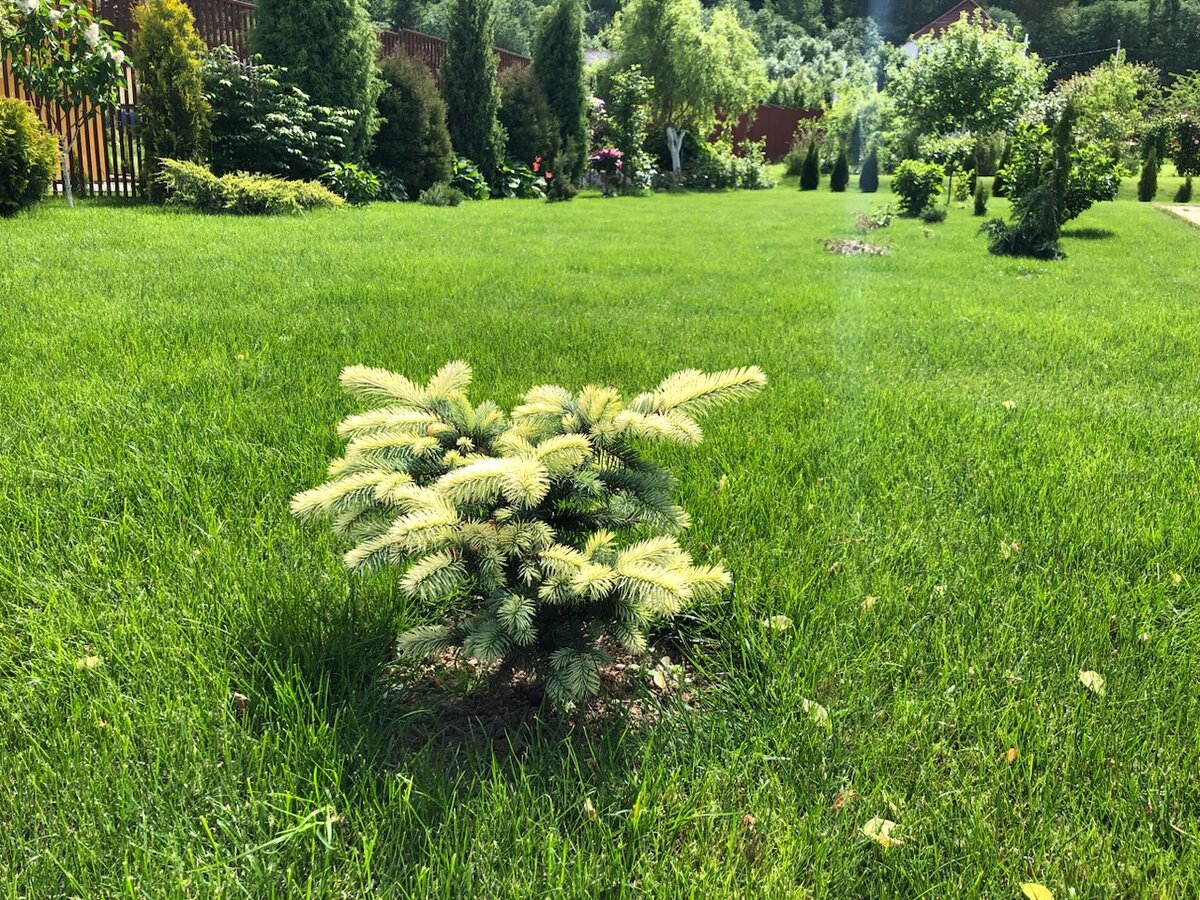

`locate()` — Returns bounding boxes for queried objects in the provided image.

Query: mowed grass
[2,176,1199,898]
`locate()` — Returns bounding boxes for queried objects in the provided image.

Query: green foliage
[1054,53,1162,163]
[973,182,989,216]
[782,139,807,177]
[131,0,210,200]
[442,0,506,183]
[320,162,380,205]
[498,65,560,168]
[543,157,578,201]
[0,97,58,217]
[155,158,344,214]
[1170,114,1200,176]
[370,54,453,199]
[891,159,944,216]
[1175,175,1194,202]
[992,141,1012,197]
[668,140,774,191]
[533,0,587,181]
[919,203,947,223]
[830,147,849,191]
[1137,145,1159,202]
[492,159,545,198]
[250,0,382,160]
[1166,70,1200,116]
[890,12,1045,138]
[418,181,466,205]
[985,104,1077,260]
[2,0,126,205]
[451,156,490,199]
[605,65,656,192]
[858,148,879,192]
[1001,112,1121,224]
[606,0,767,170]
[291,361,765,705]
[203,47,357,180]
[799,140,820,190]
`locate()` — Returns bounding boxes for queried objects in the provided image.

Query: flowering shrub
[291,361,766,705]
[3,0,127,205]
[590,147,624,196]
[605,65,656,193]
[0,97,59,216]
[542,155,577,202]
[493,160,545,199]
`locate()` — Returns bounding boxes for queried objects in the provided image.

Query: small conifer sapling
[292,362,766,706]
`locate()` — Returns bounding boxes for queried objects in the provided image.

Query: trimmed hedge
[156,158,343,214]
[371,54,453,199]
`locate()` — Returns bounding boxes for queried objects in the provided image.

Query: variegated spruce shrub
[292,361,765,705]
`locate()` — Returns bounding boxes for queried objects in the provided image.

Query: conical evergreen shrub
[799,141,820,191]
[1137,146,1159,202]
[858,149,879,192]
[1175,175,1194,203]
[830,148,849,192]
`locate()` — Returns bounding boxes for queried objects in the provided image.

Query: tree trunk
[61,150,75,209]
[666,126,687,173]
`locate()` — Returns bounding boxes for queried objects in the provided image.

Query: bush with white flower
[2,0,127,205]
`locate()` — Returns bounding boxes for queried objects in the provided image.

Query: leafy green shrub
[131,0,211,200]
[799,141,820,191]
[290,361,766,705]
[156,158,343,214]
[854,204,894,232]
[320,162,379,205]
[830,148,849,191]
[0,98,58,217]
[992,141,1011,196]
[858,149,879,192]
[370,54,453,199]
[1171,114,1200,177]
[203,47,356,180]
[371,167,408,201]
[1137,145,1159,202]
[920,203,947,223]
[543,158,578,202]
[251,0,381,159]
[451,156,489,200]
[499,65,560,168]
[974,183,989,216]
[418,182,466,206]
[782,141,807,177]
[493,160,546,198]
[1176,175,1194,203]
[891,159,944,216]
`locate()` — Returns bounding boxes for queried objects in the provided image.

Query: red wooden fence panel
[730,105,823,162]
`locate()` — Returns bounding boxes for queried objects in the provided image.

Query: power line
[1040,45,1121,62]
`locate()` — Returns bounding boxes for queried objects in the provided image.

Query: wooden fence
[729,105,823,162]
[1,0,530,198]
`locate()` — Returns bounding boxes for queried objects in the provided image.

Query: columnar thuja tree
[292,362,766,706]
[532,0,587,182]
[607,0,767,172]
[442,0,505,183]
[131,0,210,200]
[2,0,127,207]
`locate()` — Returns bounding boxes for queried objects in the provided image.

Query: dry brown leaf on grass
[860,817,904,848]
[1005,747,1019,765]
[830,788,857,811]
[822,238,892,256]
[1078,669,1106,697]
[582,797,598,821]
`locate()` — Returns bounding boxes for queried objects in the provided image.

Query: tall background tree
[532,0,587,181]
[606,0,767,172]
[252,0,382,160]
[131,0,210,199]
[442,0,506,181]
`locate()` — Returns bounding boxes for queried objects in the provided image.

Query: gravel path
[1162,205,1200,227]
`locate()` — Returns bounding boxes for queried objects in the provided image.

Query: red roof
[910,0,996,41]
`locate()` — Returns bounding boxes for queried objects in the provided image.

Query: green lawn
[2,178,1199,898]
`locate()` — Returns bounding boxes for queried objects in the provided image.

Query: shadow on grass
[1062,227,1117,240]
